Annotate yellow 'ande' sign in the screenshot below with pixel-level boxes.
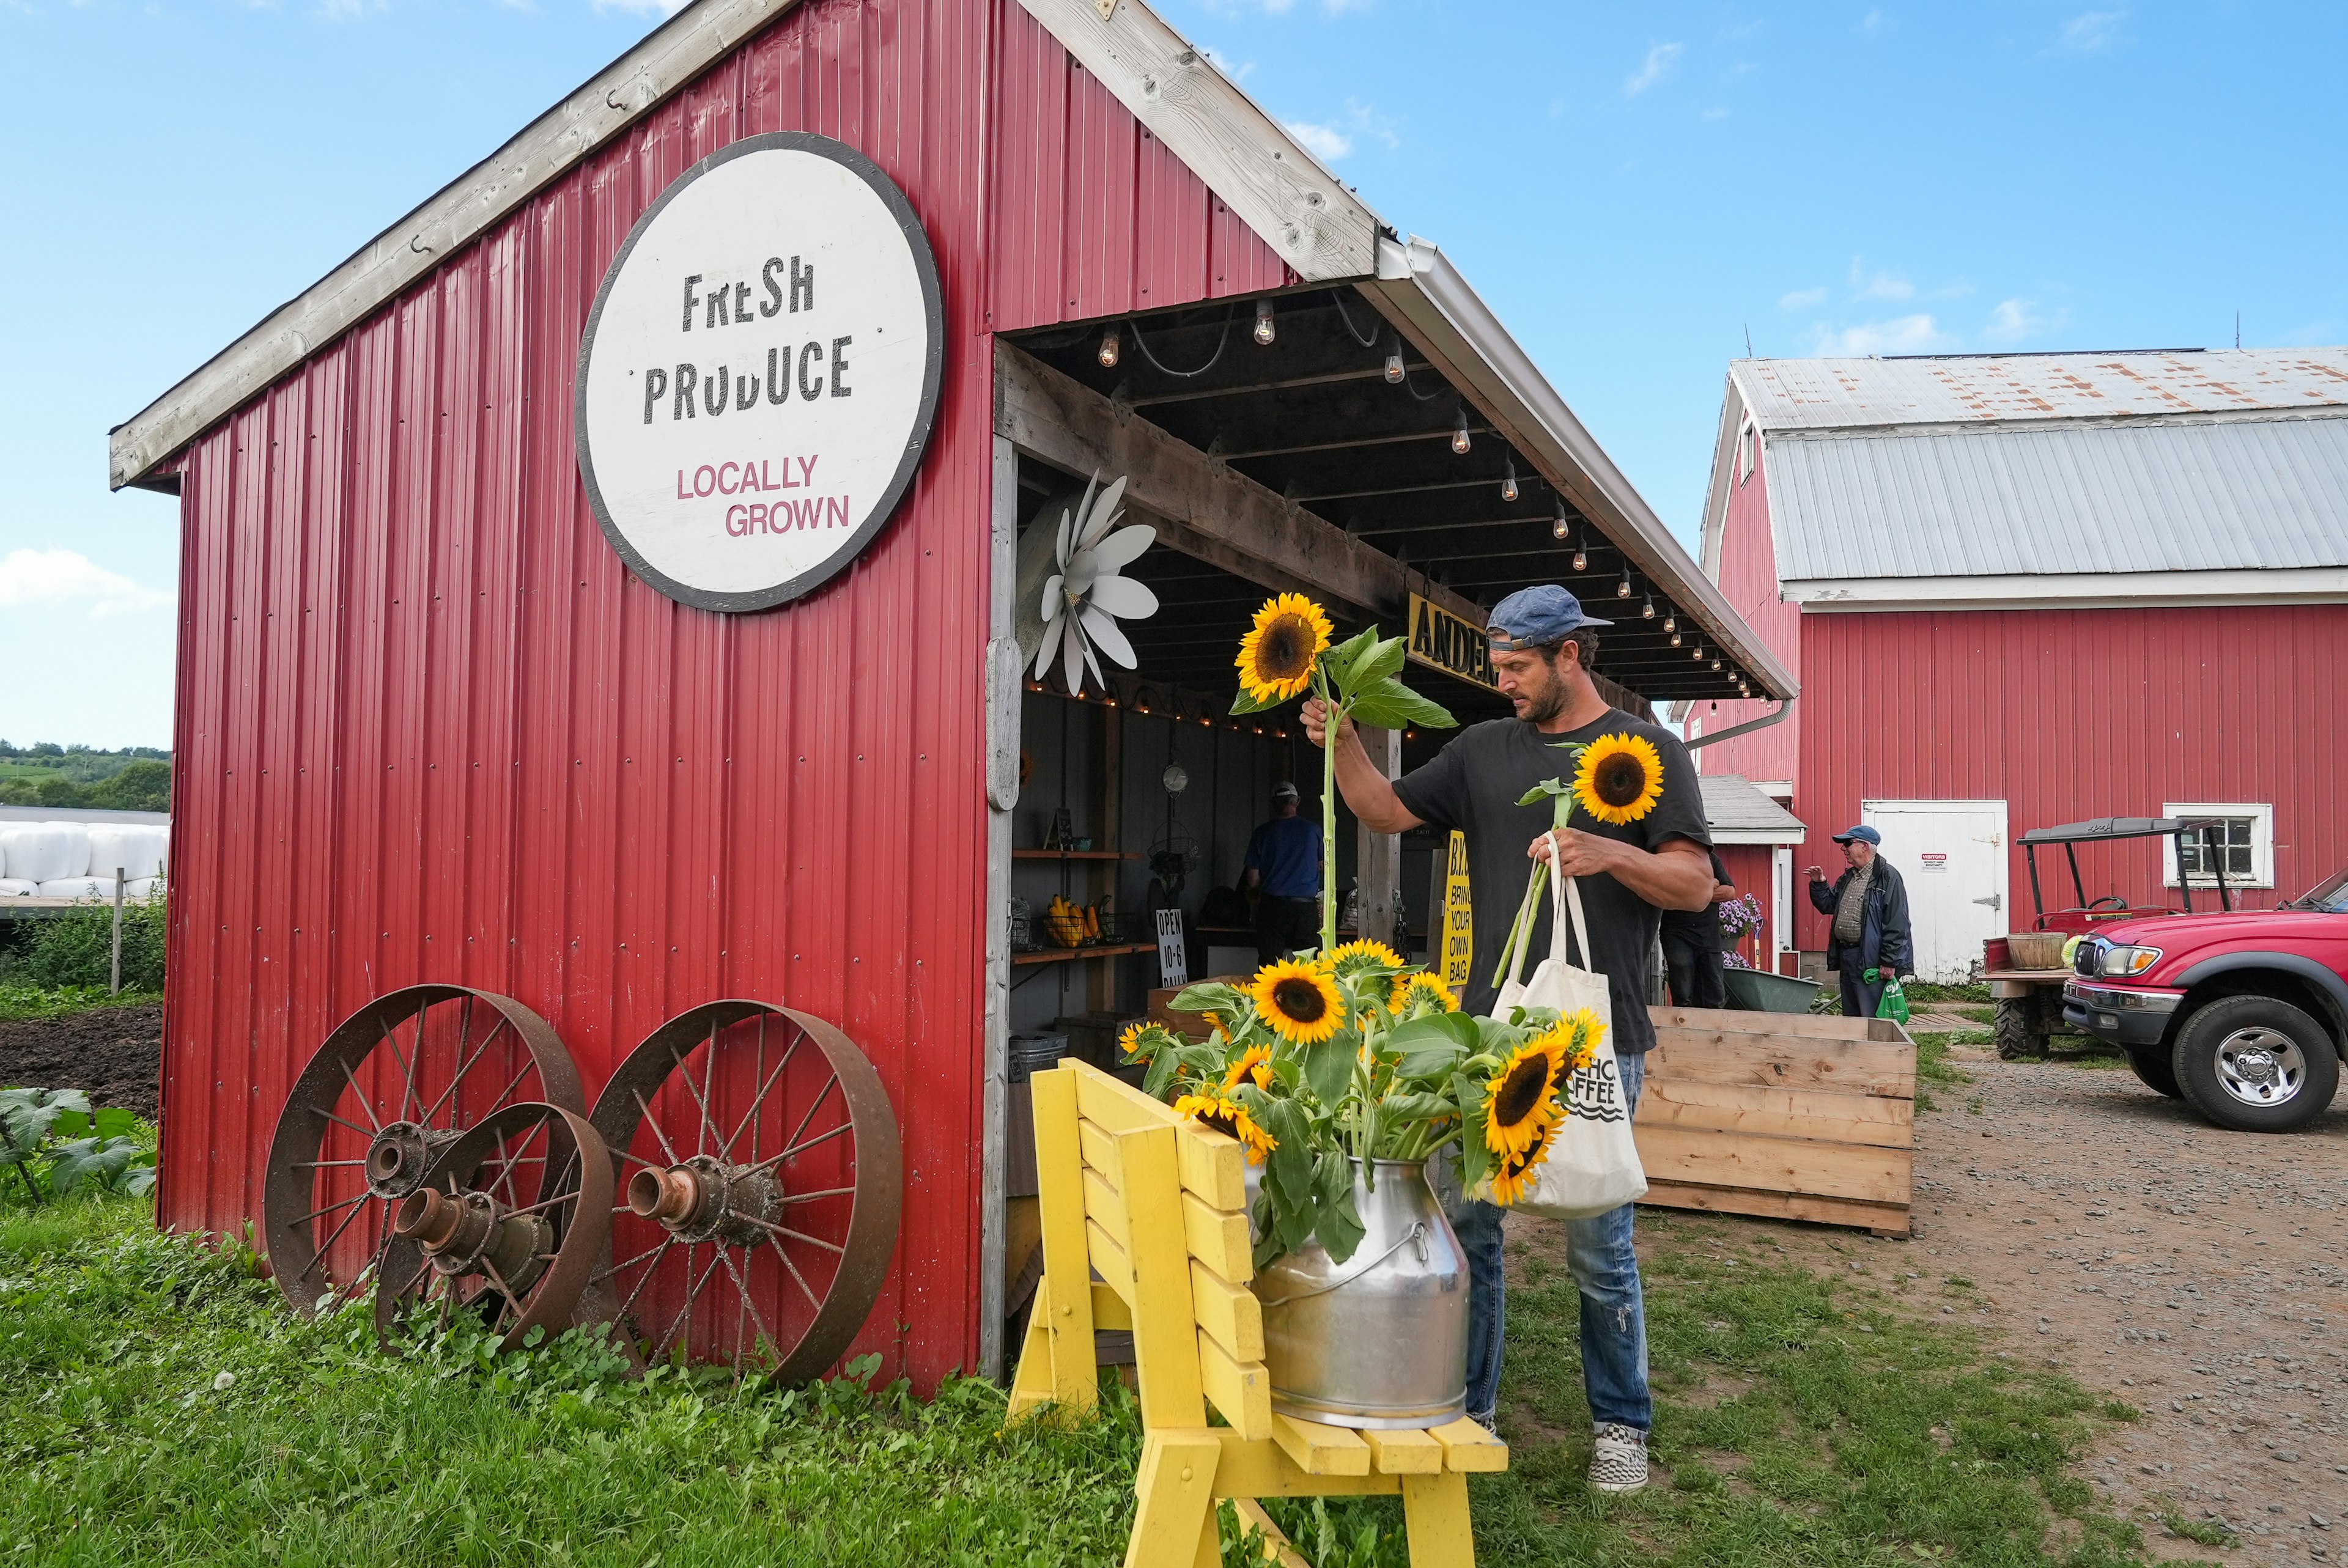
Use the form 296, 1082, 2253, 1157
1441, 831, 1474, 990
1407, 594, 1496, 691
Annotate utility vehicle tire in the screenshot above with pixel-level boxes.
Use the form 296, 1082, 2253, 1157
2170, 994, 2339, 1133
1993, 998, 2042, 1061
2122, 1045, 2183, 1099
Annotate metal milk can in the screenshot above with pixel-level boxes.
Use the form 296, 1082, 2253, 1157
1247, 1158, 1469, 1430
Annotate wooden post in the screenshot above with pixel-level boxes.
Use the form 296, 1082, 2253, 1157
1355, 725, 1402, 949
110, 866, 125, 993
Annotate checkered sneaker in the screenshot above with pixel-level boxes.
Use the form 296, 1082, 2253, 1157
1589, 1423, 1648, 1493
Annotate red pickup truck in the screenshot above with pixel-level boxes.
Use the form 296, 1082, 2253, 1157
2063, 866, 2348, 1132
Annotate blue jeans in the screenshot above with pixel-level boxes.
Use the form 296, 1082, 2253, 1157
1440, 1052, 1650, 1432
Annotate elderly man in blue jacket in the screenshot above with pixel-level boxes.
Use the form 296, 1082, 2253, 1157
1806, 825, 1913, 1018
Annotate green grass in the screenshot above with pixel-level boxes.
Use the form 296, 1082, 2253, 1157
0, 983, 162, 1022
3, 1195, 2162, 1566
1904, 1031, 1981, 1114
1904, 981, 1993, 1005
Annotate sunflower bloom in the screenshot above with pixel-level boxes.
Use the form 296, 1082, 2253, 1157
1174, 1092, 1277, 1166
1236, 593, 1333, 704
1563, 1008, 1608, 1073
1223, 1044, 1274, 1093
1247, 959, 1346, 1046
1326, 939, 1404, 976
1118, 1021, 1157, 1061
1483, 1034, 1567, 1158
1571, 732, 1666, 826
1487, 1116, 1557, 1205
1387, 973, 1459, 1017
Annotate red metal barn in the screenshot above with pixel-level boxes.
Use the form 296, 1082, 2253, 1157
1686, 349, 2348, 983
113, 0, 1789, 1386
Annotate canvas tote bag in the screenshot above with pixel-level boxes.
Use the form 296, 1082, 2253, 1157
1478, 837, 1648, 1218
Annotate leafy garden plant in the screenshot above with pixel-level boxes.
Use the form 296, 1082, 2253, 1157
0, 1086, 156, 1202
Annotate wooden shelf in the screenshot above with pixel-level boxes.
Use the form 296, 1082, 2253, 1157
1014, 849, 1139, 861
1011, 943, 1154, 966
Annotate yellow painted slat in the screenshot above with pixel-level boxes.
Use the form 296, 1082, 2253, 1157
1268, 1412, 1371, 1477
1363, 1427, 1443, 1474
1181, 1189, 1253, 1283
1087, 1218, 1135, 1303
1028, 1068, 1097, 1412
1074, 1065, 1177, 1134
1197, 1331, 1272, 1441
1175, 1123, 1247, 1212
1090, 1281, 1134, 1331
1427, 1416, 1509, 1473
1116, 1124, 1209, 1431
1399, 1471, 1477, 1567
1209, 1433, 1402, 1499
1077, 1116, 1124, 1183
1082, 1166, 1131, 1248
1230, 1498, 1312, 1568
1187, 1261, 1264, 1363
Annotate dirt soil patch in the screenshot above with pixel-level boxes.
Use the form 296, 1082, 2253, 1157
0, 1003, 162, 1120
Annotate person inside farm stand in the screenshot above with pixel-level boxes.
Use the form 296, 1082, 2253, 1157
1660, 848, 1737, 1009
1304, 583, 1715, 1494
1807, 825, 1913, 1018
1242, 780, 1324, 965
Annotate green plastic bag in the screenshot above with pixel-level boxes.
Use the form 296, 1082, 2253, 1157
1874, 973, 1910, 1025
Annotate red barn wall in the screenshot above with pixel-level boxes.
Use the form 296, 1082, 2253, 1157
1786, 604, 2348, 951
1713, 843, 1776, 970
1689, 429, 1799, 784
157, 0, 1298, 1388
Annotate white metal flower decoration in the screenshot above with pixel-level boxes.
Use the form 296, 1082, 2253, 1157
1022, 471, 1158, 697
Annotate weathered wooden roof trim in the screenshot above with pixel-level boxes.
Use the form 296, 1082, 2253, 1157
106, 0, 808, 491
1362, 235, 1801, 702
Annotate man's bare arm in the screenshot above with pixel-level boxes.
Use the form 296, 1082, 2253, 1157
1534, 831, 1716, 912
1300, 697, 1423, 834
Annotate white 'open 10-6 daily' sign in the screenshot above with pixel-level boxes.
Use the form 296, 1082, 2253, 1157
576, 133, 944, 613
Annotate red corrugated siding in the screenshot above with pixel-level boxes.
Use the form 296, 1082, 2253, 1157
1694, 432, 1800, 784
1713, 844, 1776, 969
1787, 605, 2348, 950
157, 0, 1287, 1388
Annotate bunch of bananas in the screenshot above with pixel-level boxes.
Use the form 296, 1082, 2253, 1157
1045, 895, 1100, 948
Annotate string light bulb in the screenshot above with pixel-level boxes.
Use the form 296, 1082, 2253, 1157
1617, 567, 1633, 599
1711, 656, 1724, 671
1669, 629, 1683, 647
1098, 324, 1121, 369
1642, 592, 1656, 620
1450, 408, 1471, 455
1253, 299, 1276, 346
1662, 609, 1677, 633
1693, 644, 1706, 661
1501, 456, 1519, 502
1553, 502, 1571, 540
1571, 531, 1589, 573
1385, 332, 1407, 385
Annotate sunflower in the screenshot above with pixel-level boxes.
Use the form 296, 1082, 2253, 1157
1223, 1044, 1274, 1093
1563, 1008, 1608, 1073
1388, 973, 1459, 1017
1325, 939, 1404, 977
1247, 958, 1347, 1045
1173, 1092, 1277, 1166
1236, 593, 1333, 704
1118, 1021, 1157, 1061
1486, 1116, 1557, 1205
1483, 1034, 1567, 1158
1571, 732, 1666, 826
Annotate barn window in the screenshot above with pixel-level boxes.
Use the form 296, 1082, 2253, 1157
1735, 424, 1757, 487
2162, 803, 2273, 889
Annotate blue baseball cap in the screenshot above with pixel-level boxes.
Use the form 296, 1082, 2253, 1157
1486, 584, 1611, 653
1832, 825, 1882, 845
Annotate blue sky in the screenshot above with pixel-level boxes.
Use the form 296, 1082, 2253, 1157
5, 1, 2342, 748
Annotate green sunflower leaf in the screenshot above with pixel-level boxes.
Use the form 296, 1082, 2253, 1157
1169, 982, 1243, 1015
1300, 1036, 1354, 1107
1378, 1091, 1453, 1124
1515, 778, 1573, 806
1450, 1070, 1491, 1191
1345, 676, 1457, 732
1321, 628, 1380, 688
1333, 631, 1405, 695
1228, 685, 1285, 716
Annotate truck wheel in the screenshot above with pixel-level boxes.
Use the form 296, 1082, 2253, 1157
1993, 999, 2040, 1061
2122, 1047, 2182, 1099
2170, 995, 2340, 1133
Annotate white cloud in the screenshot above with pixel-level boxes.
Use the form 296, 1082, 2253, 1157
591, 0, 689, 15
2058, 9, 2125, 51
1812, 314, 1942, 356
1859, 9, 1891, 34
1778, 287, 1829, 312
1198, 44, 1256, 83
0, 549, 174, 617
1624, 42, 1683, 96
1849, 257, 1913, 301
1986, 298, 2052, 342
1285, 120, 1353, 161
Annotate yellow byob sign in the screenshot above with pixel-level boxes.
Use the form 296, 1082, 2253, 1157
1441, 831, 1473, 990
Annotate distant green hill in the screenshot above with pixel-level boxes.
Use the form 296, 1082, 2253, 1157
0, 743, 172, 812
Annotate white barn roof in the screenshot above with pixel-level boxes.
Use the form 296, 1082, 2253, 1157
1698, 775, 1806, 845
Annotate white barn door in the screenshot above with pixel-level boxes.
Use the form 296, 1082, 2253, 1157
1861, 800, 2007, 984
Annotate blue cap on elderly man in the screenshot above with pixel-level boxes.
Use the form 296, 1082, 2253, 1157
1485, 584, 1612, 653
1832, 825, 1883, 845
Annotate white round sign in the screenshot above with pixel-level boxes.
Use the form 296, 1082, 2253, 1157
576, 133, 943, 613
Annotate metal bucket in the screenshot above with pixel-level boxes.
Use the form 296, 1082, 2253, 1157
1247, 1159, 1469, 1430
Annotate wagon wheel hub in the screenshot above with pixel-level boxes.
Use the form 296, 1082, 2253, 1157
626, 1154, 782, 1248
393, 1185, 556, 1296
365, 1121, 461, 1200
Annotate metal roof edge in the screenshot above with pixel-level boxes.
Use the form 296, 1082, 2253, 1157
108, 0, 810, 491
1696, 375, 1746, 583
1760, 405, 2348, 440
1365, 236, 1800, 702
1782, 565, 2348, 611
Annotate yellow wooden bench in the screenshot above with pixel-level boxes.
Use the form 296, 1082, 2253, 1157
1008, 1060, 1506, 1567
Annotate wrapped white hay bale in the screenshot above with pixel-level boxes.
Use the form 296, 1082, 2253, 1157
125, 876, 165, 899
38, 876, 119, 902
87, 824, 169, 882
0, 877, 39, 897
1, 825, 87, 883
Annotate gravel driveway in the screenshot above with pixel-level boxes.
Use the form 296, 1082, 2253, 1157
1913, 1043, 2348, 1561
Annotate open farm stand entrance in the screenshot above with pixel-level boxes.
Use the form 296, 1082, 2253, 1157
106, 0, 1789, 1392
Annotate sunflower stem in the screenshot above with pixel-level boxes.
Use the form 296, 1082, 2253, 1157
1315, 671, 1345, 957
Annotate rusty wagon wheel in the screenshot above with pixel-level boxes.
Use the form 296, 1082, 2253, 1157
263, 985, 585, 1317
583, 1001, 900, 1380
372, 1102, 613, 1352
